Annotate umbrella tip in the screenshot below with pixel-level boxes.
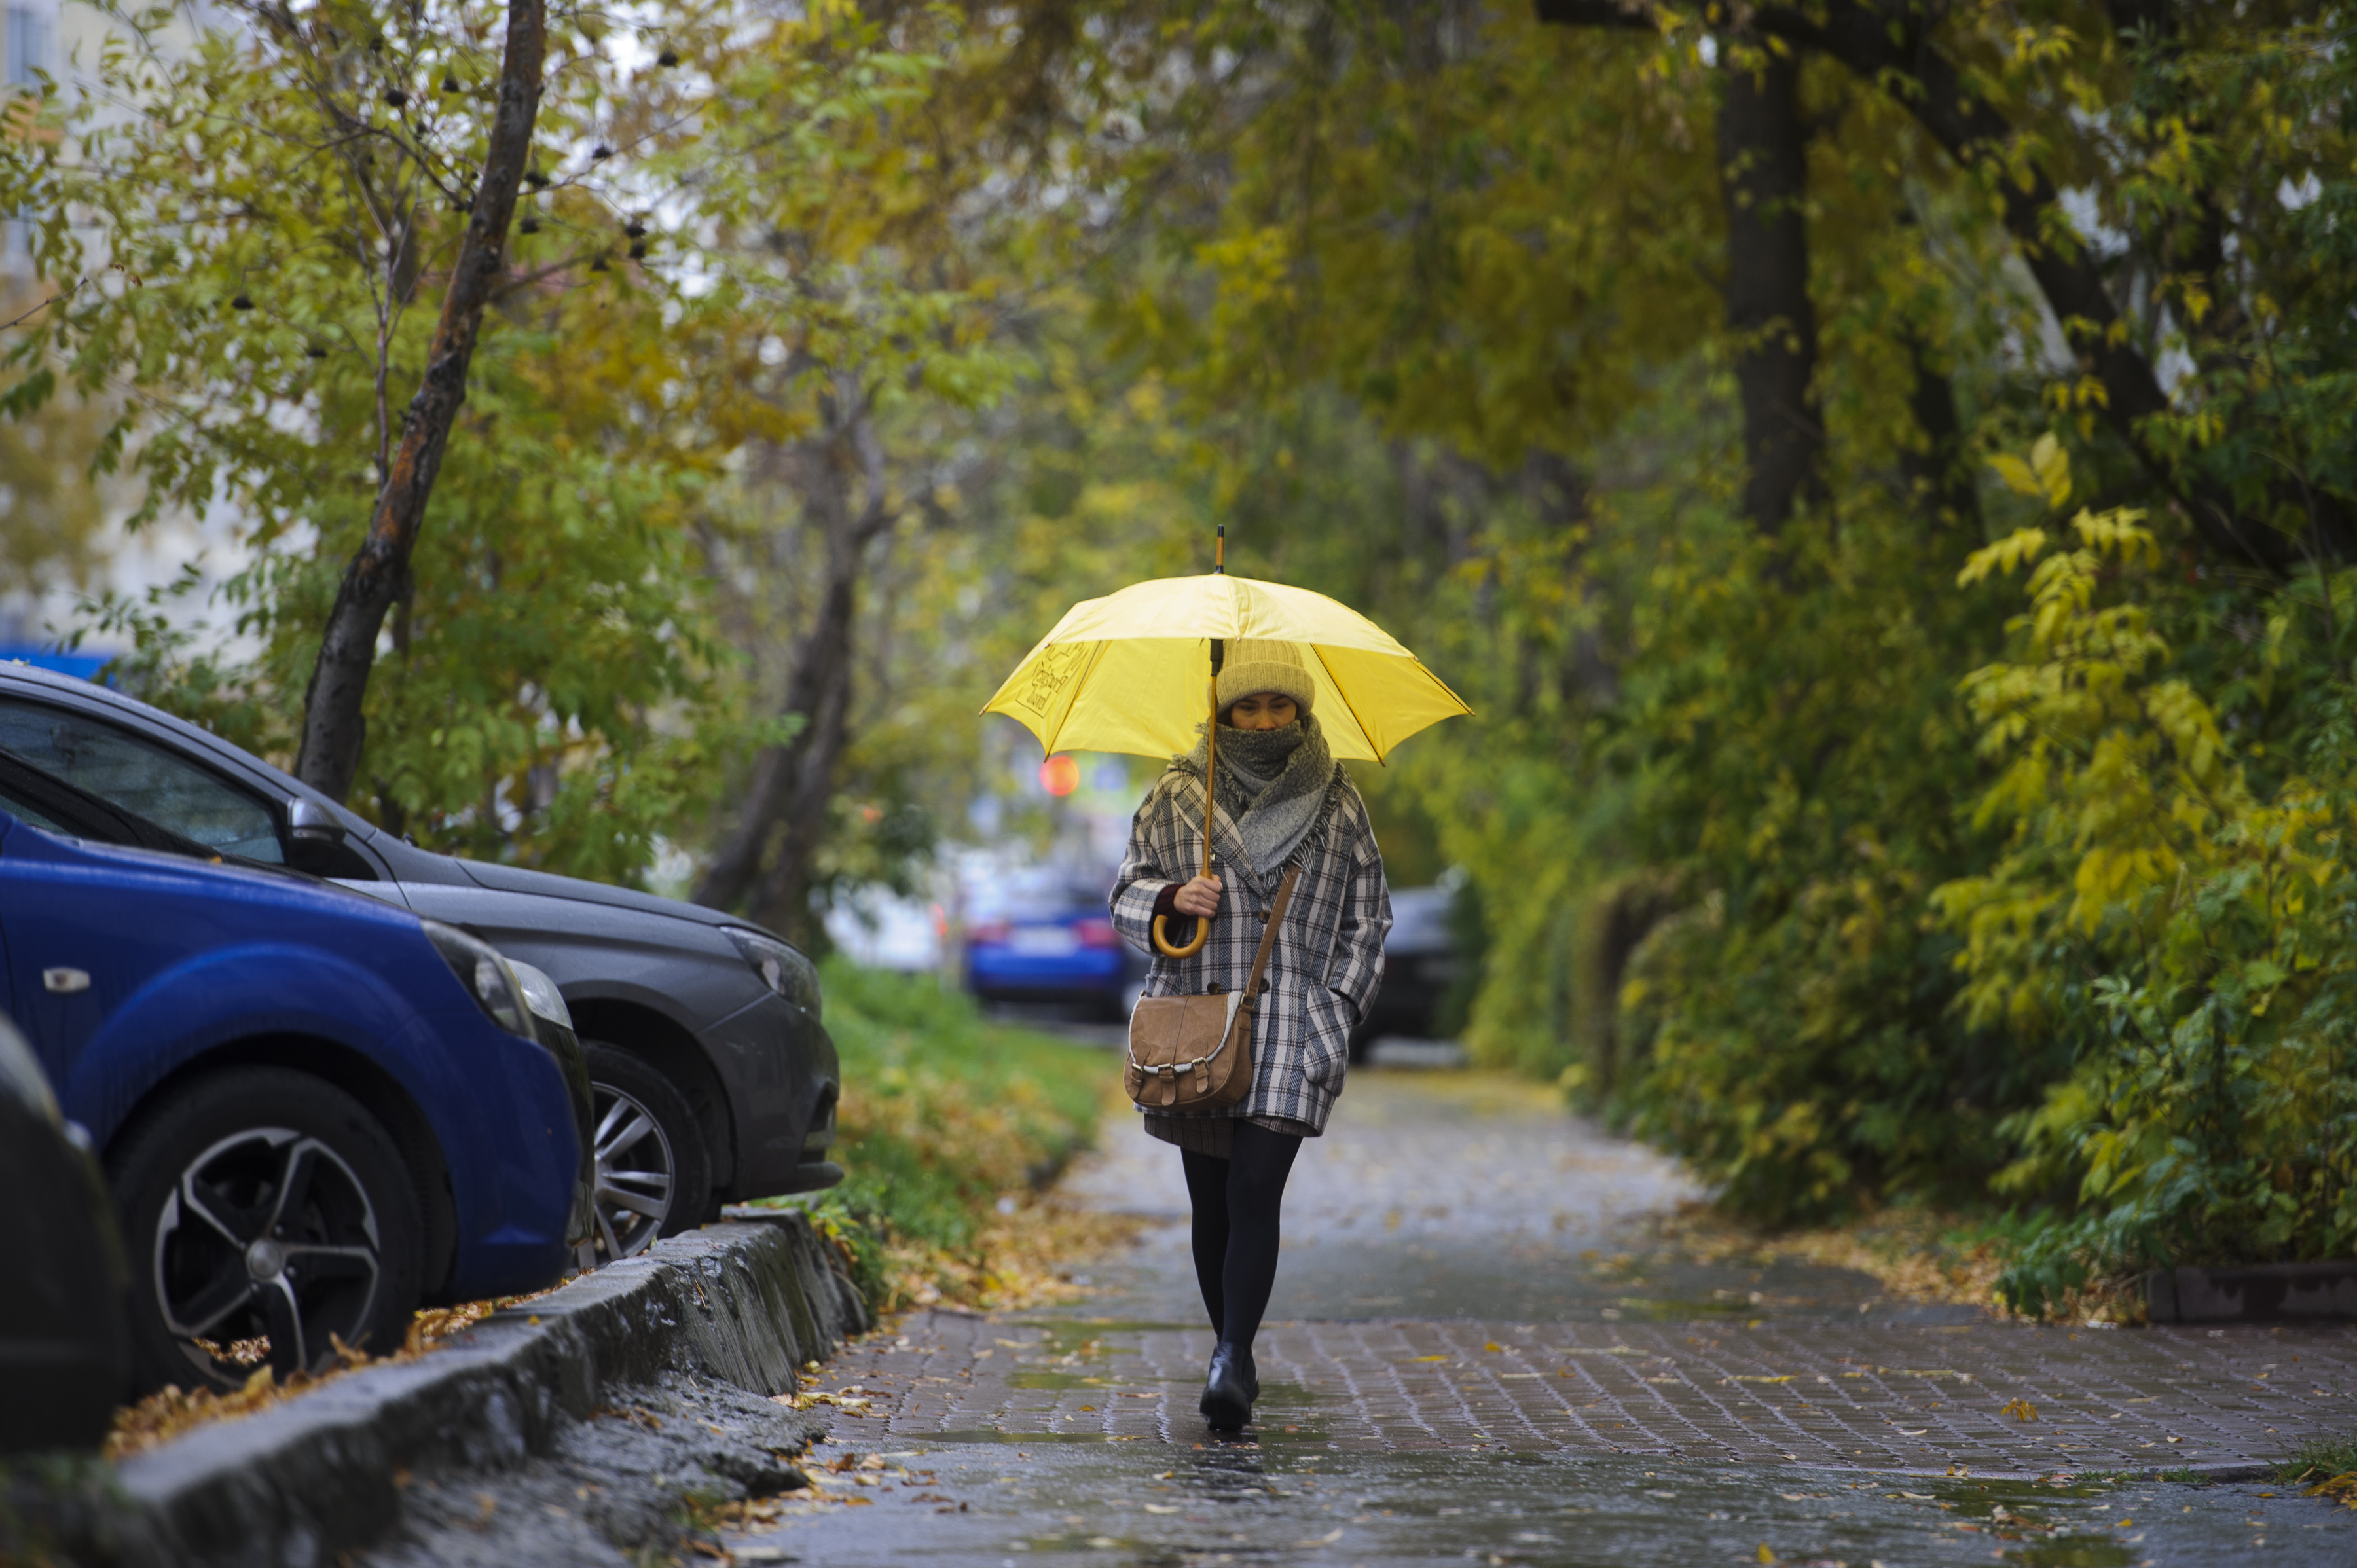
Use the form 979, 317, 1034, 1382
1215, 523, 1225, 575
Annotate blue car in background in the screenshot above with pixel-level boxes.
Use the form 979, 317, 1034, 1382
0, 799, 589, 1396
964, 869, 1141, 1021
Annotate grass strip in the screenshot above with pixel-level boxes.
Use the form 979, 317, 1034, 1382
759, 960, 1133, 1313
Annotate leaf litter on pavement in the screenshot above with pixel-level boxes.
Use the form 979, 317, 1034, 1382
104, 1289, 562, 1459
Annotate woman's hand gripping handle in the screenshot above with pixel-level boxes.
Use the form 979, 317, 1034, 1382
1151, 872, 1223, 958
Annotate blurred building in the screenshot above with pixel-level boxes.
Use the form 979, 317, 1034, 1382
2, 3, 246, 670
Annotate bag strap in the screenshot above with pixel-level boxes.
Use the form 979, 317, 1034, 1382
1124, 866, 1303, 1087
1244, 865, 1302, 1002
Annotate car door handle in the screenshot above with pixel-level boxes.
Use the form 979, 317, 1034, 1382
43, 968, 91, 994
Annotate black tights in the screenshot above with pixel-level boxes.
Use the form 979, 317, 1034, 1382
1180, 1123, 1302, 1353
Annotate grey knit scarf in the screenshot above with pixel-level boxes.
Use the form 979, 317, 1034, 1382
1180, 713, 1337, 888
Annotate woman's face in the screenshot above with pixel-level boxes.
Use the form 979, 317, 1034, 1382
1226, 693, 1299, 731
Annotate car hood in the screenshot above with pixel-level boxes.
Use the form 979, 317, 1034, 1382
452, 856, 747, 930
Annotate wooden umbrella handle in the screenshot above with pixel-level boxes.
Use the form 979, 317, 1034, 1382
1151, 909, 1210, 958
1152, 661, 1219, 959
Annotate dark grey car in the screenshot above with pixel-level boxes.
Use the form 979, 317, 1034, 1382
0, 663, 841, 1258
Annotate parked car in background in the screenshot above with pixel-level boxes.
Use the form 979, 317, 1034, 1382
0, 801, 589, 1395
0, 661, 842, 1256
964, 867, 1141, 1021
0, 1015, 127, 1453
1351, 884, 1467, 1059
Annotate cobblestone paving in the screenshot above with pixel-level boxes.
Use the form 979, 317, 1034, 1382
736, 1070, 2357, 1566
822, 1309, 2357, 1476
1051, 1067, 1981, 1329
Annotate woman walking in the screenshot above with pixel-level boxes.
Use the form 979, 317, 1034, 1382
1110, 639, 1392, 1432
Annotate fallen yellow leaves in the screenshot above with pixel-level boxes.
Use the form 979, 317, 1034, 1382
105, 1290, 561, 1460
105, 1362, 317, 1463
2001, 1397, 2039, 1421
2302, 1469, 2357, 1510
777, 1387, 875, 1415
790, 1067, 1139, 1316
1644, 1200, 2129, 1319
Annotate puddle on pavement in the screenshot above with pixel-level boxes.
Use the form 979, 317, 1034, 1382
917, 1429, 1161, 1444
753, 1442, 2356, 1567
1008, 1370, 1125, 1390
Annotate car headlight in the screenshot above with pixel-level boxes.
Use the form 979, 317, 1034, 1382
505, 958, 574, 1031
421, 919, 534, 1039
723, 926, 820, 1019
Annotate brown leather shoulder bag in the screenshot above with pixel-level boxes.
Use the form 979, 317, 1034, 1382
1125, 866, 1300, 1111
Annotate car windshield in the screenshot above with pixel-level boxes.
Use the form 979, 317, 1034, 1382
0, 699, 284, 863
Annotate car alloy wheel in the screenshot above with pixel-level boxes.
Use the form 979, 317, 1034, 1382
154, 1127, 385, 1383
111, 1067, 421, 1396
579, 1041, 712, 1261
589, 1083, 676, 1259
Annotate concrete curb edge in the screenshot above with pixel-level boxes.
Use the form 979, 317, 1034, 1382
92, 1211, 870, 1568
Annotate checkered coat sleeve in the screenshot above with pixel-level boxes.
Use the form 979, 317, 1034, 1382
1110, 762, 1391, 1135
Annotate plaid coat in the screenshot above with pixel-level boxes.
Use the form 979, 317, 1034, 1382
1110, 759, 1391, 1135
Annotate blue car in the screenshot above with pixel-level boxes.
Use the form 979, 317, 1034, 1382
964, 873, 1141, 1021
0, 802, 588, 1395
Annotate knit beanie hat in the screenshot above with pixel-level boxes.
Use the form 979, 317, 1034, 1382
1215, 638, 1316, 716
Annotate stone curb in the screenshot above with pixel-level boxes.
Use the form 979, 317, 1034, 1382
84, 1212, 869, 1568
2146, 1262, 2357, 1324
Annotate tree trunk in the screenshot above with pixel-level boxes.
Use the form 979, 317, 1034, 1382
1743, 0, 2320, 570
1534, 6, 1826, 540
1899, 334, 1979, 543
692, 388, 894, 946
1717, 43, 1823, 537
293, 0, 548, 801
1536, 0, 2334, 570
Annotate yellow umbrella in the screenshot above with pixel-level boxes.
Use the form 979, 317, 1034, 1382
982, 531, 1471, 955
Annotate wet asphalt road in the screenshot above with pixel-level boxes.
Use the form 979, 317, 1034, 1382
371, 1067, 2357, 1565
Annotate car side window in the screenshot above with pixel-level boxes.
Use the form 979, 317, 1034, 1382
0, 785, 70, 835
0, 699, 285, 864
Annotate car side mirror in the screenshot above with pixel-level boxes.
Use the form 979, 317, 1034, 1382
287, 797, 347, 843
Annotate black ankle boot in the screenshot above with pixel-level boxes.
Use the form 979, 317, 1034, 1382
1200, 1340, 1254, 1432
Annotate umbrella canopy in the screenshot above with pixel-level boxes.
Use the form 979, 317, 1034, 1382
982, 572, 1471, 763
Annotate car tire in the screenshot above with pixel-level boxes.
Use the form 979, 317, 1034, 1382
108, 1067, 422, 1397
581, 1042, 712, 1261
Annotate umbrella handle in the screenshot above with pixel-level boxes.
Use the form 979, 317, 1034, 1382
1152, 911, 1211, 959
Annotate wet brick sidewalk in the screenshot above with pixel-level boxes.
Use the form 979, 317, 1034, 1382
743, 1072, 2357, 1566
825, 1308, 2357, 1476
813, 1070, 2355, 1479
